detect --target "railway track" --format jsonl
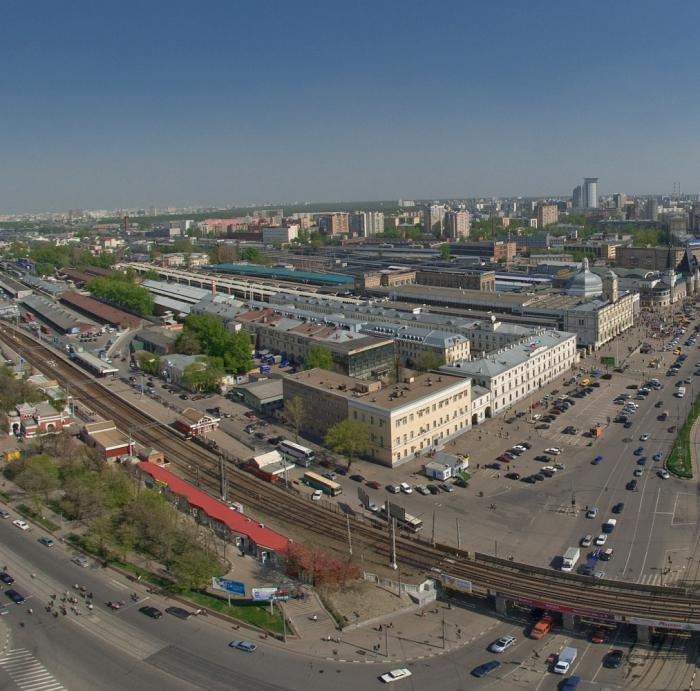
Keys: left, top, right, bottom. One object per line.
{"left": 5, "top": 328, "right": 700, "bottom": 626}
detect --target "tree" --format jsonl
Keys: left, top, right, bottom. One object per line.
{"left": 304, "top": 345, "right": 333, "bottom": 371}
{"left": 88, "top": 277, "right": 154, "bottom": 315}
{"left": 135, "top": 351, "right": 160, "bottom": 376}
{"left": 143, "top": 269, "right": 160, "bottom": 280}
{"left": 0, "top": 366, "right": 43, "bottom": 413}
{"left": 181, "top": 357, "right": 224, "bottom": 392}
{"left": 439, "top": 243, "right": 452, "bottom": 261}
{"left": 176, "top": 330, "right": 202, "bottom": 355}
{"left": 283, "top": 396, "right": 305, "bottom": 441}
{"left": 414, "top": 351, "right": 446, "bottom": 372}
{"left": 324, "top": 419, "right": 371, "bottom": 471}
{"left": 170, "top": 543, "right": 222, "bottom": 592}
{"left": 15, "top": 454, "right": 60, "bottom": 502}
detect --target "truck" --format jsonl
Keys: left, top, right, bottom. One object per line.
{"left": 561, "top": 547, "right": 580, "bottom": 572}
{"left": 554, "top": 646, "right": 578, "bottom": 674}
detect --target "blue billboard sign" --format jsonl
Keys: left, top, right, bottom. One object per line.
{"left": 212, "top": 577, "right": 245, "bottom": 596}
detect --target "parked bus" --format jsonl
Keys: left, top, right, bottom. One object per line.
{"left": 278, "top": 440, "right": 315, "bottom": 467}
{"left": 302, "top": 471, "right": 342, "bottom": 497}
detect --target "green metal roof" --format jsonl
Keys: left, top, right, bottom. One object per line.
{"left": 208, "top": 263, "right": 354, "bottom": 285}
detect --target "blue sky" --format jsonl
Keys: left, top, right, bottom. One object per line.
{"left": 2, "top": 0, "right": 699, "bottom": 212}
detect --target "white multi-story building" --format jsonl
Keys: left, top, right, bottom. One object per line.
{"left": 441, "top": 329, "right": 578, "bottom": 416}
{"left": 262, "top": 225, "right": 299, "bottom": 244}
{"left": 349, "top": 211, "right": 384, "bottom": 237}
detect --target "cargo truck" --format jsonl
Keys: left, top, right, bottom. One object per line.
{"left": 561, "top": 547, "right": 580, "bottom": 572}
{"left": 554, "top": 646, "right": 578, "bottom": 674}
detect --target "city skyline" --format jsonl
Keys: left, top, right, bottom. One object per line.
{"left": 2, "top": 0, "right": 699, "bottom": 213}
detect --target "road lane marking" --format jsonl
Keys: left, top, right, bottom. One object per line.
{"left": 0, "top": 649, "right": 65, "bottom": 691}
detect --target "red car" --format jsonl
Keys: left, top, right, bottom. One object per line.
{"left": 497, "top": 455, "right": 512, "bottom": 463}
{"left": 244, "top": 412, "right": 257, "bottom": 420}
{"left": 591, "top": 626, "right": 607, "bottom": 644}
{"left": 366, "top": 480, "right": 382, "bottom": 490}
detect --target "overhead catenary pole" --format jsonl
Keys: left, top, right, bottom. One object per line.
{"left": 456, "top": 518, "right": 461, "bottom": 550}
{"left": 346, "top": 514, "right": 353, "bottom": 556}
{"left": 390, "top": 517, "right": 397, "bottom": 570}
{"left": 220, "top": 453, "right": 227, "bottom": 501}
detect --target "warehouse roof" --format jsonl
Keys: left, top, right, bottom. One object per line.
{"left": 60, "top": 291, "right": 142, "bottom": 328}
{"left": 209, "top": 263, "right": 355, "bottom": 285}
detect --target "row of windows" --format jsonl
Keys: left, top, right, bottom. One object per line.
{"left": 395, "top": 390, "right": 469, "bottom": 425}
{"left": 393, "top": 419, "right": 470, "bottom": 460}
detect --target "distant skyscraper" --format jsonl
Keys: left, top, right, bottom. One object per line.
{"left": 647, "top": 198, "right": 659, "bottom": 221}
{"left": 423, "top": 204, "right": 445, "bottom": 235}
{"left": 535, "top": 204, "right": 558, "bottom": 228}
{"left": 572, "top": 185, "right": 583, "bottom": 209}
{"left": 349, "top": 211, "right": 384, "bottom": 237}
{"left": 612, "top": 193, "right": 626, "bottom": 210}
{"left": 583, "top": 177, "right": 599, "bottom": 209}
{"left": 444, "top": 210, "right": 470, "bottom": 240}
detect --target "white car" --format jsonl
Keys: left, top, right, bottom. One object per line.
{"left": 489, "top": 634, "right": 516, "bottom": 653}
{"left": 581, "top": 534, "right": 593, "bottom": 547}
{"left": 399, "top": 482, "right": 412, "bottom": 494}
{"left": 12, "top": 520, "right": 29, "bottom": 531}
{"left": 545, "top": 447, "right": 561, "bottom": 455}
{"left": 633, "top": 468, "right": 644, "bottom": 477}
{"left": 640, "top": 433, "right": 650, "bottom": 441}
{"left": 658, "top": 469, "right": 670, "bottom": 480}
{"left": 311, "top": 490, "right": 323, "bottom": 501}
{"left": 586, "top": 507, "right": 599, "bottom": 519}
{"left": 380, "top": 668, "right": 412, "bottom": 683}
{"left": 72, "top": 556, "right": 89, "bottom": 568}
{"left": 595, "top": 534, "right": 608, "bottom": 546}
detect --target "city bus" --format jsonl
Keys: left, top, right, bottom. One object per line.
{"left": 302, "top": 471, "right": 343, "bottom": 497}
{"left": 278, "top": 440, "right": 315, "bottom": 467}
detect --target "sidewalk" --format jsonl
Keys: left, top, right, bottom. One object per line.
{"left": 271, "top": 600, "right": 501, "bottom": 664}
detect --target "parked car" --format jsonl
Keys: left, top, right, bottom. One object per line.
{"left": 416, "top": 485, "right": 431, "bottom": 495}
{"left": 5, "top": 590, "right": 25, "bottom": 604}
{"left": 604, "top": 649, "right": 624, "bottom": 669}
{"left": 440, "top": 483, "right": 455, "bottom": 493}
{"left": 545, "top": 447, "right": 561, "bottom": 455}
{"left": 0, "top": 573, "right": 15, "bottom": 585}
{"left": 626, "top": 479, "right": 638, "bottom": 491}
{"left": 366, "top": 480, "right": 382, "bottom": 490}
{"left": 591, "top": 626, "right": 608, "bottom": 643}
{"left": 505, "top": 472, "right": 520, "bottom": 480}
{"left": 0, "top": 511, "right": 10, "bottom": 519}
{"left": 657, "top": 469, "right": 670, "bottom": 480}
{"left": 12, "top": 520, "right": 28, "bottom": 530}
{"left": 399, "top": 482, "right": 412, "bottom": 494}
{"left": 349, "top": 474, "right": 365, "bottom": 482}
{"left": 165, "top": 606, "right": 192, "bottom": 620}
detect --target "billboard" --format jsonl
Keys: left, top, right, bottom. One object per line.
{"left": 251, "top": 587, "right": 290, "bottom": 602}
{"left": 441, "top": 574, "right": 472, "bottom": 594}
{"left": 387, "top": 502, "right": 406, "bottom": 522}
{"left": 212, "top": 578, "right": 245, "bottom": 595}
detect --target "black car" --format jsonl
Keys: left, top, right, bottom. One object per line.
{"left": 602, "top": 373, "right": 613, "bottom": 380}
{"left": 5, "top": 589, "right": 25, "bottom": 604}
{"left": 604, "top": 649, "right": 624, "bottom": 669}
{"left": 519, "top": 442, "right": 532, "bottom": 449}
{"left": 521, "top": 476, "right": 536, "bottom": 484}
{"left": 505, "top": 472, "right": 520, "bottom": 480}
{"left": 349, "top": 474, "right": 365, "bottom": 482}
{"left": 534, "top": 455, "right": 550, "bottom": 462}
{"left": 612, "top": 502, "right": 625, "bottom": 514}
{"left": 165, "top": 606, "right": 192, "bottom": 620}
{"left": 139, "top": 606, "right": 163, "bottom": 619}
{"left": 532, "top": 473, "right": 545, "bottom": 481}
{"left": 268, "top": 436, "right": 284, "bottom": 445}
{"left": 0, "top": 572, "right": 14, "bottom": 585}
{"left": 626, "top": 479, "right": 638, "bottom": 491}
{"left": 427, "top": 485, "right": 440, "bottom": 495}
{"left": 453, "top": 477, "right": 468, "bottom": 488}
{"left": 471, "top": 661, "right": 501, "bottom": 678}
{"left": 535, "top": 423, "right": 550, "bottom": 430}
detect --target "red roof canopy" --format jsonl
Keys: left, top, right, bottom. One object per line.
{"left": 138, "top": 462, "right": 289, "bottom": 552}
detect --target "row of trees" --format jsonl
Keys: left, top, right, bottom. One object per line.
{"left": 176, "top": 313, "right": 253, "bottom": 375}
{"left": 4, "top": 445, "right": 223, "bottom": 591}
{"left": 0, "top": 366, "right": 43, "bottom": 413}
{"left": 88, "top": 276, "right": 154, "bottom": 315}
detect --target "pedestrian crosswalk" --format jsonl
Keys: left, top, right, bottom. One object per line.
{"left": 638, "top": 573, "right": 663, "bottom": 586}
{"left": 0, "top": 649, "right": 66, "bottom": 691}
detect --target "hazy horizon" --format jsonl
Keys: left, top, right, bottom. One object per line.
{"left": 3, "top": 0, "right": 699, "bottom": 214}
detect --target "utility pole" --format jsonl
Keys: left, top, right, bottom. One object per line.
{"left": 385, "top": 624, "right": 389, "bottom": 657}
{"left": 390, "top": 517, "right": 397, "bottom": 570}
{"left": 442, "top": 609, "right": 446, "bottom": 649}
{"left": 346, "top": 515, "right": 353, "bottom": 556}
{"left": 431, "top": 508, "right": 436, "bottom": 546}
{"left": 456, "top": 518, "right": 461, "bottom": 550}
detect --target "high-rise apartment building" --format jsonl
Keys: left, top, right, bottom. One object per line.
{"left": 535, "top": 204, "right": 558, "bottom": 228}
{"left": 325, "top": 213, "right": 349, "bottom": 235}
{"left": 572, "top": 185, "right": 583, "bottom": 209}
{"left": 423, "top": 204, "right": 445, "bottom": 235}
{"left": 444, "top": 210, "right": 470, "bottom": 240}
{"left": 349, "top": 211, "right": 384, "bottom": 238}
{"left": 583, "top": 178, "right": 599, "bottom": 209}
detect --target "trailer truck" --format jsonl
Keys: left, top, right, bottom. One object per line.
{"left": 561, "top": 547, "right": 580, "bottom": 572}
{"left": 554, "top": 646, "right": 578, "bottom": 674}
